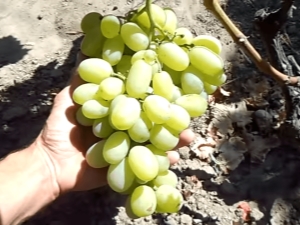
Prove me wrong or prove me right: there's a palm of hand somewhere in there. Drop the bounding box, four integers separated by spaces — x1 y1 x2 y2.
40 84 107 193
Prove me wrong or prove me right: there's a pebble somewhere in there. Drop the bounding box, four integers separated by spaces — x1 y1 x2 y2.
180 214 193 225
2 106 28 121
179 146 191 159
193 218 202 224
250 207 264 221
164 216 177 225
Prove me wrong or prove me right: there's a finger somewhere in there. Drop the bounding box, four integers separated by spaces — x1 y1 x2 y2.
166 151 180 165
166 129 195 165
176 129 195 149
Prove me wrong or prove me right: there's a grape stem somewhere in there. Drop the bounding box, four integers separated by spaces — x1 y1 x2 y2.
145 0 165 42
145 0 154 41
111 72 126 81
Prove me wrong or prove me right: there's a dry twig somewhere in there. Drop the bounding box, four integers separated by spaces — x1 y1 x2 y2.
203 0 298 86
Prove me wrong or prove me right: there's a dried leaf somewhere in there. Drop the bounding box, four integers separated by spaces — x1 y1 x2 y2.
243 133 281 163
208 101 252 138
217 137 248 170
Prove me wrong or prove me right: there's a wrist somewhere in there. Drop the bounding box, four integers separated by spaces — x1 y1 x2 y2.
0 141 60 225
32 137 61 197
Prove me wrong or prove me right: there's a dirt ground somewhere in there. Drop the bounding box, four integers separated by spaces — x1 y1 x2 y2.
1 0 300 224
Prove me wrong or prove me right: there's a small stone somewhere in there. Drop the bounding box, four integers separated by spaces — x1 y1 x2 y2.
250 207 264 221
164 216 177 225
179 146 190 159
180 214 193 225
2 106 28 121
193 218 202 224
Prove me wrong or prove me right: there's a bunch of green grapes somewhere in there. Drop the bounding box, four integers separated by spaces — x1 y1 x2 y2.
73 2 226 219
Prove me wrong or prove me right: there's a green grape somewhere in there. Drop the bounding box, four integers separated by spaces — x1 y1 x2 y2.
165 104 190 132
163 65 181 86
175 94 207 117
81 27 105 58
97 77 125 101
100 15 121 39
143 95 171 124
121 22 149 52
162 8 178 35
107 158 136 193
116 55 132 75
131 50 146 64
171 86 184 102
92 117 114 138
158 42 189 71
135 4 166 29
140 86 154 100
200 91 208 100
144 49 157 64
130 185 157 217
102 35 125 66
128 112 153 143
150 124 179 151
151 62 161 75
78 58 113 84
72 83 99 105
136 177 148 184
181 64 226 87
125 195 139 219
203 73 227 86
155 185 183 213
76 106 94 126
128 146 159 181
80 12 102 33
152 170 178 188
192 35 222 55
109 94 127 112
103 131 130 164
173 27 193 45
120 180 139 195
126 59 152 99
146 144 170 174
85 140 109 168
110 96 141 130
82 99 110 119
153 71 174 101
189 46 224 77
204 82 217 94
181 66 204 94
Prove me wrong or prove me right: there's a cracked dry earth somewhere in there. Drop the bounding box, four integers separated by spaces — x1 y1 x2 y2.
1 0 300 224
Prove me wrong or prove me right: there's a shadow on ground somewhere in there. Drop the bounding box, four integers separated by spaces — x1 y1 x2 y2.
0 35 29 68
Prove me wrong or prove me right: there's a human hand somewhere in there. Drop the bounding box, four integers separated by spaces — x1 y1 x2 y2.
36 52 196 194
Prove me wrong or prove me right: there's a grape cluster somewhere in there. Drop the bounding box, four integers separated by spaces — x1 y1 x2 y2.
73 2 226 219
